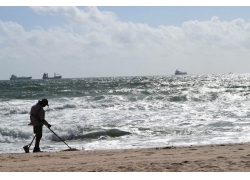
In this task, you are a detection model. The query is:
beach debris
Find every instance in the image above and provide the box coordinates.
[156,146,174,150]
[61,148,79,151]
[162,146,173,149]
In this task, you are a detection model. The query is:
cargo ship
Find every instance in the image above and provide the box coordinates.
[175,70,187,75]
[42,73,62,79]
[10,74,32,80]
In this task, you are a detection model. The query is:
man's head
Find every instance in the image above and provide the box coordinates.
[41,99,49,107]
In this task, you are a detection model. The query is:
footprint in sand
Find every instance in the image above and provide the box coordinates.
[61,156,70,159]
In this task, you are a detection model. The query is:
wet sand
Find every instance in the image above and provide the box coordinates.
[1,143,250,172]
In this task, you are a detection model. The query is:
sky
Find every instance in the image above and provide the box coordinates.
[0,1,250,80]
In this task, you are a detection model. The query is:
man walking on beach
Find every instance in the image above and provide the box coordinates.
[29,99,51,152]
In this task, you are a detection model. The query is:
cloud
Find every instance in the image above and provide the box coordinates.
[1,7,250,80]
[31,6,118,31]
[182,16,249,47]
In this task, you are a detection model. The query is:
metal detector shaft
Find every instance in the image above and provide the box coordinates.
[29,135,36,147]
[46,126,71,149]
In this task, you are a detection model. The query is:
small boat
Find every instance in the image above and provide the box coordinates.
[42,73,62,79]
[10,74,32,80]
[175,70,187,75]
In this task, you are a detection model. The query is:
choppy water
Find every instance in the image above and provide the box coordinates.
[1,73,250,153]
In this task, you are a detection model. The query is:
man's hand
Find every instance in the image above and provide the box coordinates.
[47,124,52,128]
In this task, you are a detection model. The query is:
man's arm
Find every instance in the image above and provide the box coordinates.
[37,109,51,127]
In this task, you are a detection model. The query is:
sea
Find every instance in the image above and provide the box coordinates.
[1,73,250,154]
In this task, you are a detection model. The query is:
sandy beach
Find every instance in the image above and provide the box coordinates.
[1,143,250,172]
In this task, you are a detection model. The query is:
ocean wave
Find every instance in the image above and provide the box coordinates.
[50,129,131,141]
[53,104,77,110]
[0,108,29,115]
[0,127,31,143]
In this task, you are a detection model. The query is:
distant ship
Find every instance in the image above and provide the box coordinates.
[10,74,32,80]
[42,73,62,79]
[175,70,187,75]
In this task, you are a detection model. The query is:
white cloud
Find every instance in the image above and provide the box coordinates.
[1,6,250,80]
[31,6,118,31]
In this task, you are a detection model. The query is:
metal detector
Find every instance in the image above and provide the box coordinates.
[23,123,76,152]
[23,135,36,153]
[46,126,72,150]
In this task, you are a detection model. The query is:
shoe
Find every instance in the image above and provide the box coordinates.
[33,147,43,153]
[23,145,29,153]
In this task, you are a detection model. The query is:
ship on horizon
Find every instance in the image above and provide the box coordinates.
[10,74,32,80]
[175,70,187,75]
[42,73,62,79]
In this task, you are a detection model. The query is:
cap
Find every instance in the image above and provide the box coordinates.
[41,99,49,106]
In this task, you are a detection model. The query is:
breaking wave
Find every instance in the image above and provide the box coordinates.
[51,129,131,141]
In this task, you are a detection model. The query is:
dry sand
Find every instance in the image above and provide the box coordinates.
[1,143,250,172]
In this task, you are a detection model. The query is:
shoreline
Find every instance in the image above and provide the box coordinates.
[1,142,250,171]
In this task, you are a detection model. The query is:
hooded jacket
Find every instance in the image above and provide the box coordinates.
[29,103,45,126]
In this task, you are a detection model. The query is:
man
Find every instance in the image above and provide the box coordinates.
[30,99,51,152]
